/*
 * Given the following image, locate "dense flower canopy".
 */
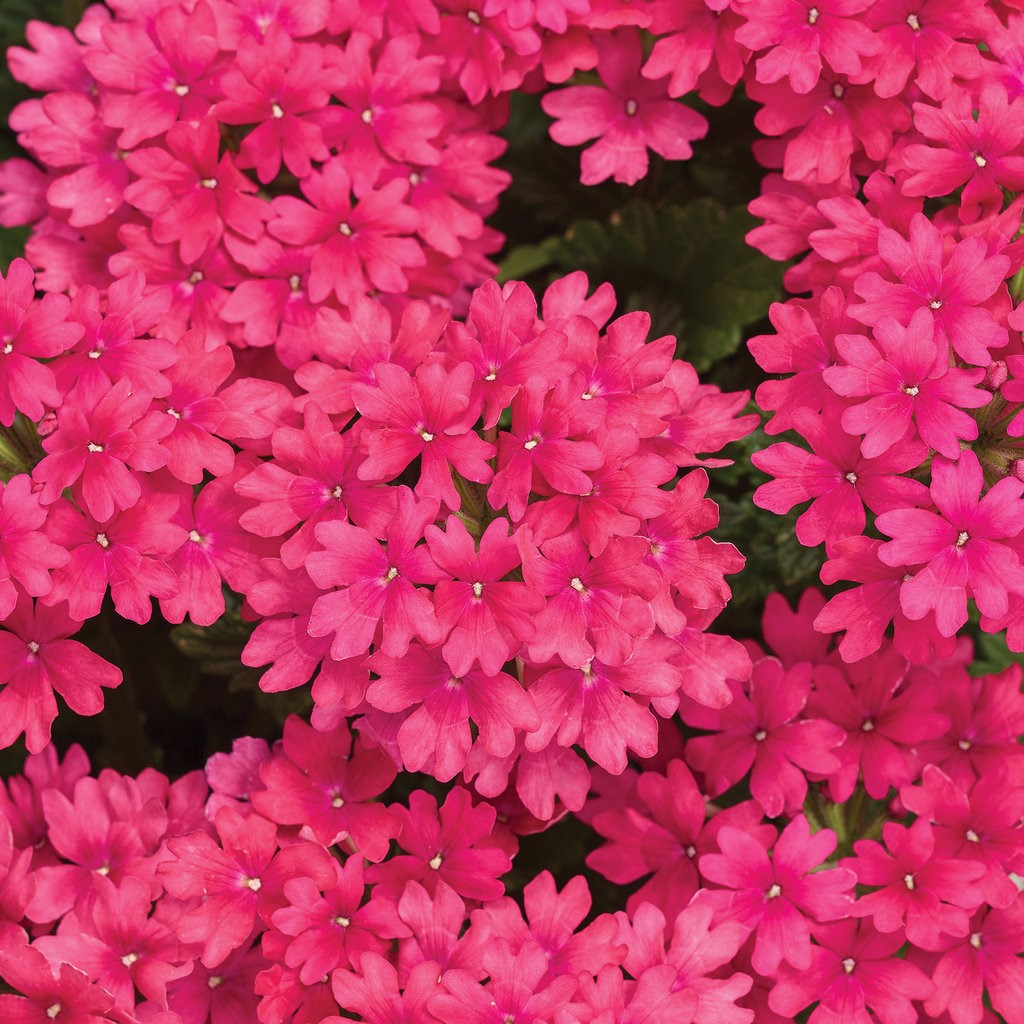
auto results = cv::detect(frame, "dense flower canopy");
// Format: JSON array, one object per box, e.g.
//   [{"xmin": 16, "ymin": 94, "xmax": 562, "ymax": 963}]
[{"xmin": 0, "ymin": 0, "xmax": 1021, "ymax": 1023}]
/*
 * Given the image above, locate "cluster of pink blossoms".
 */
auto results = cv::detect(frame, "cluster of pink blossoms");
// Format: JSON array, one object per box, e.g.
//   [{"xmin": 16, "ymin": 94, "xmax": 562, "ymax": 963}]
[
  {"xmin": 0, "ymin": 592, "xmax": 1019, "ymax": 1024},
  {"xmin": 735, "ymin": 0, "xmax": 1024, "ymax": 657},
  {"xmin": 0, "ymin": 0, "xmax": 1022, "ymax": 1024}
]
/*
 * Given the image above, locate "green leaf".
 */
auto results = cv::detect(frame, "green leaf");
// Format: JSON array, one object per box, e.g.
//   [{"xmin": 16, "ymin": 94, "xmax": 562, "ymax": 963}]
[
  {"xmin": 497, "ymin": 237, "xmax": 562, "ymax": 283},
  {"xmin": 0, "ymin": 227, "xmax": 29, "ymax": 269}
]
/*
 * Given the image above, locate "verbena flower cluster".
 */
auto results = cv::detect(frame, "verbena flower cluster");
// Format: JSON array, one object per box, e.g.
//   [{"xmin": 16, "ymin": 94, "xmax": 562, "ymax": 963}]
[
  {"xmin": 741, "ymin": 0, "xmax": 1024, "ymax": 660},
  {"xmin": 0, "ymin": 596, "xmax": 1021, "ymax": 1024},
  {"xmin": 0, "ymin": 0, "xmax": 1020, "ymax": 1023}
]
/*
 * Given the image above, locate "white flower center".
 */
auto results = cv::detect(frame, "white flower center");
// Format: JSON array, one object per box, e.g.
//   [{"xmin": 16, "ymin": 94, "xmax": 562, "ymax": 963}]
[
  {"xmin": 974, "ymin": 153, "xmax": 987, "ymax": 168},
  {"xmin": 200, "ymin": 177, "xmax": 218, "ymax": 189},
  {"xmin": 845, "ymin": 471, "xmax": 858, "ymax": 484},
  {"xmin": 27, "ymin": 640, "xmax": 40, "ymax": 655},
  {"xmin": 46, "ymin": 1005, "xmax": 61, "ymax": 1020},
  {"xmin": 906, "ymin": 12, "xmax": 920, "ymax": 30},
  {"xmin": 569, "ymin": 577, "xmax": 585, "ymax": 592},
  {"xmin": 87, "ymin": 442, "xmax": 104, "ymax": 453},
  {"xmin": 754, "ymin": 729, "xmax": 767, "ymax": 741},
  {"xmin": 958, "ymin": 738, "xmax": 972, "ymax": 750},
  {"xmin": 904, "ymin": 873, "xmax": 916, "ymax": 891},
  {"xmin": 121, "ymin": 952, "xmax": 139, "ymax": 967},
  {"xmin": 902, "ymin": 384, "xmax": 920, "ymax": 397},
  {"xmin": 807, "ymin": 6, "xmax": 820, "ymax": 23},
  {"xmin": 188, "ymin": 530, "xmax": 203, "ymax": 543},
  {"xmin": 965, "ymin": 828, "xmax": 980, "ymax": 843},
  {"xmin": 339, "ymin": 222, "xmax": 353, "ymax": 236},
  {"xmin": 842, "ymin": 957, "xmax": 856, "ymax": 974},
  {"xmin": 467, "ymin": 9, "xmax": 482, "ymax": 22},
  {"xmin": 956, "ymin": 531, "xmax": 969, "ymax": 548},
  {"xmin": 862, "ymin": 719, "xmax": 875, "ymax": 732},
  {"xmin": 625, "ymin": 99, "xmax": 638, "ymax": 116},
  {"xmin": 361, "ymin": 108, "xmax": 373, "ymax": 123},
  {"xmin": 243, "ymin": 876, "xmax": 262, "ymax": 891},
  {"xmin": 929, "ymin": 299, "xmax": 942, "ymax": 309},
  {"xmin": 524, "ymin": 437, "xmax": 539, "ymax": 450},
  {"xmin": 96, "ymin": 533, "xmax": 110, "ymax": 549},
  {"xmin": 472, "ymin": 581, "xmax": 484, "ymax": 598},
  {"xmin": 428, "ymin": 853, "xmax": 443, "ymax": 870},
  {"xmin": 334, "ymin": 915, "xmax": 350, "ymax": 927},
  {"xmin": 766, "ymin": 883, "xmax": 782, "ymax": 899},
  {"xmin": 271, "ymin": 102, "xmax": 284, "ymax": 119},
  {"xmin": 173, "ymin": 83, "xmax": 189, "ymax": 97},
  {"xmin": 969, "ymin": 932, "xmax": 982, "ymax": 948}
]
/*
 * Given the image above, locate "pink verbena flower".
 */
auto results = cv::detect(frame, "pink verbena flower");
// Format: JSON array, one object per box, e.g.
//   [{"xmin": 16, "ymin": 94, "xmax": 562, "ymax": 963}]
[
  {"xmin": 697, "ymin": 815, "xmax": 855, "ymax": 976},
  {"xmin": 0, "ymin": 591, "xmax": 121, "ymax": 753},
  {"xmin": 33, "ymin": 376, "xmax": 173, "ymax": 523},
  {"xmin": 159, "ymin": 805, "xmax": 334, "ymax": 968},
  {"xmin": 845, "ymin": 817, "xmax": 987, "ymax": 950},
  {"xmin": 769, "ymin": 918, "xmax": 935, "ymax": 1024},
  {"xmin": 542, "ymin": 28, "xmax": 707, "ymax": 185},
  {"xmin": 822, "ymin": 309, "xmax": 990, "ymax": 459},
  {"xmin": 875, "ymin": 449, "xmax": 1024, "ymax": 636},
  {"xmin": 305, "ymin": 486, "xmax": 443, "ymax": 660},
  {"xmin": 735, "ymin": 0, "xmax": 880, "ymax": 94},
  {"xmin": 684, "ymin": 656, "xmax": 844, "ymax": 818},
  {"xmin": 847, "ymin": 214, "xmax": 1010, "ymax": 367},
  {"xmin": 0, "ymin": 257, "xmax": 82, "ymax": 424}
]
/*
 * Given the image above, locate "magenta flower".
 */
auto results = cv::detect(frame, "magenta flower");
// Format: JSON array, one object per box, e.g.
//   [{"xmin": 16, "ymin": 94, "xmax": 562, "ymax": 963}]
[
  {"xmin": 368, "ymin": 786, "xmax": 514, "ymax": 903},
  {"xmin": 736, "ymin": 0, "xmax": 880, "ymax": 94},
  {"xmin": 213, "ymin": 24, "xmax": 338, "ymax": 183},
  {"xmin": 684, "ymin": 657, "xmax": 844, "ymax": 818},
  {"xmin": 0, "ymin": 257, "xmax": 81, "ymax": 424},
  {"xmin": 808, "ymin": 653, "xmax": 949, "ymax": 801},
  {"xmin": 43, "ymin": 491, "xmax": 185, "ymax": 625},
  {"xmin": 0, "ymin": 591, "xmax": 121, "ymax": 754},
  {"xmin": 83, "ymin": 1, "xmax": 220, "ymax": 148},
  {"xmin": 425, "ymin": 515, "xmax": 543, "ymax": 676},
  {"xmin": 271, "ymin": 856, "xmax": 407, "ymax": 984},
  {"xmin": 324, "ymin": 31, "xmax": 445, "ymax": 193},
  {"xmin": 251, "ymin": 716, "xmax": 400, "ymax": 861},
  {"xmin": 488, "ymin": 379, "xmax": 604, "ymax": 522},
  {"xmin": 697, "ymin": 815, "xmax": 855, "ymax": 977},
  {"xmin": 0, "ymin": 935, "xmax": 118, "ymax": 1024},
  {"xmin": 752, "ymin": 406, "xmax": 929, "ymax": 548},
  {"xmin": 769, "ymin": 918, "xmax": 935, "ymax": 1024},
  {"xmin": 876, "ymin": 450, "xmax": 1024, "ymax": 636},
  {"xmin": 160, "ymin": 805, "xmax": 334, "ymax": 968},
  {"xmin": 267, "ymin": 159, "xmax": 424, "ymax": 304},
  {"xmin": 899, "ymin": 84, "xmax": 1024, "ymax": 219},
  {"xmin": 34, "ymin": 376, "xmax": 173, "ymax": 523},
  {"xmin": 124, "ymin": 116, "xmax": 267, "ymax": 264},
  {"xmin": 924, "ymin": 896, "xmax": 1024, "ymax": 1024},
  {"xmin": 366, "ymin": 640, "xmax": 537, "ymax": 781},
  {"xmin": 353, "ymin": 360, "xmax": 494, "ymax": 510},
  {"xmin": 306, "ymin": 487, "xmax": 444, "ymax": 661},
  {"xmin": 430, "ymin": 938, "xmax": 577, "ymax": 1024},
  {"xmin": 824, "ymin": 310, "xmax": 990, "ymax": 459},
  {"xmin": 844, "ymin": 817, "xmax": 987, "ymax": 949},
  {"xmin": 848, "ymin": 215, "xmax": 1010, "ymax": 366},
  {"xmin": 520, "ymin": 530, "xmax": 658, "ymax": 669},
  {"xmin": 542, "ymin": 28, "xmax": 707, "ymax": 185}
]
